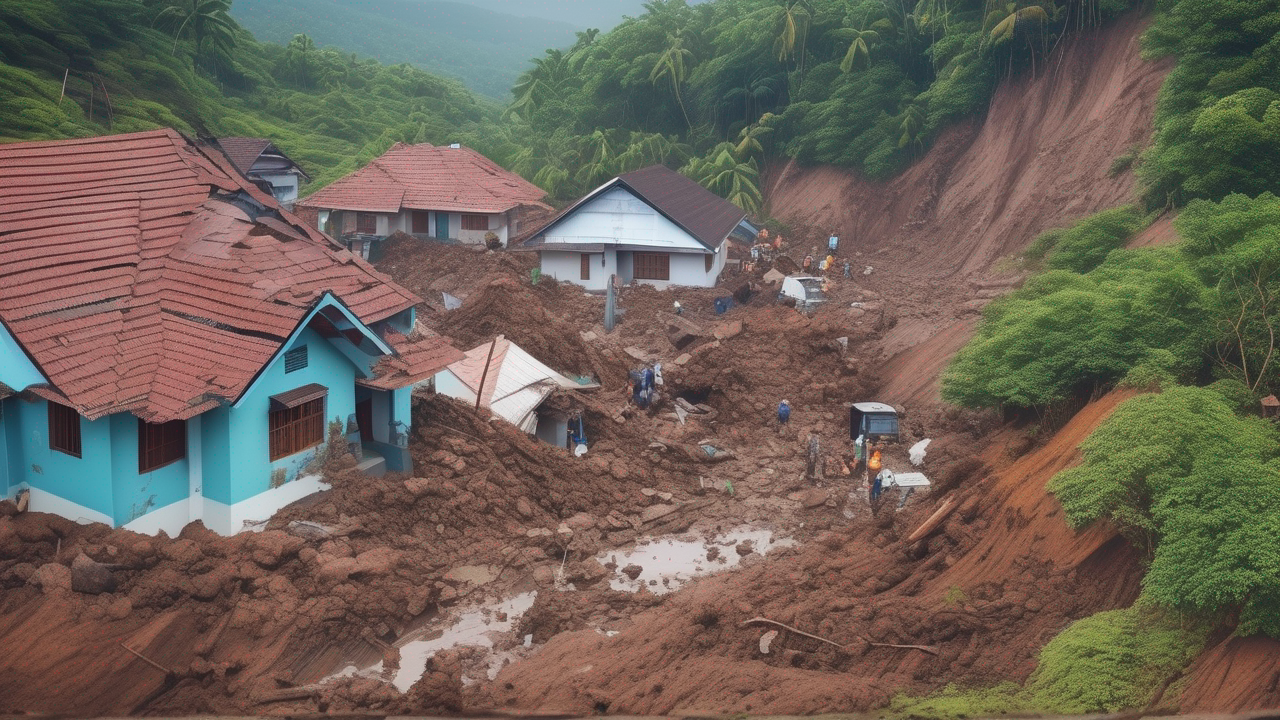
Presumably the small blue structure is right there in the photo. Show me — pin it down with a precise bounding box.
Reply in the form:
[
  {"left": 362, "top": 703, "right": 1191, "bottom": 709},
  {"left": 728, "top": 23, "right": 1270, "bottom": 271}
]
[{"left": 0, "top": 130, "right": 462, "bottom": 536}]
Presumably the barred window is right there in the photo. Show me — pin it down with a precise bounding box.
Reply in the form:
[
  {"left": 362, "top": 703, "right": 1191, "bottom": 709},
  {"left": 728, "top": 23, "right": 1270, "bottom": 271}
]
[
  {"left": 139, "top": 419, "right": 186, "bottom": 473},
  {"left": 461, "top": 214, "right": 488, "bottom": 231},
  {"left": 269, "top": 397, "right": 325, "bottom": 461},
  {"left": 355, "top": 212, "right": 377, "bottom": 234}
]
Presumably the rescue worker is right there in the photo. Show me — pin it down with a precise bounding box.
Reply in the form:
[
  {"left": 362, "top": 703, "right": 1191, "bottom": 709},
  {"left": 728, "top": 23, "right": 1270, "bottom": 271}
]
[
  {"left": 828, "top": 233, "right": 839, "bottom": 253},
  {"left": 777, "top": 399, "right": 791, "bottom": 425}
]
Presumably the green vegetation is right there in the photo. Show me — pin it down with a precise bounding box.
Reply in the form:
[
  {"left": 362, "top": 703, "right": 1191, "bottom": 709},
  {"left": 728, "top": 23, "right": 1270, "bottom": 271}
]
[
  {"left": 0, "top": 0, "right": 512, "bottom": 189},
  {"left": 942, "top": 247, "right": 1209, "bottom": 408},
  {"left": 1050, "top": 387, "right": 1280, "bottom": 637},
  {"left": 888, "top": 605, "right": 1206, "bottom": 718},
  {"left": 503, "top": 0, "right": 1141, "bottom": 208},
  {"left": 1138, "top": 0, "right": 1280, "bottom": 209}
]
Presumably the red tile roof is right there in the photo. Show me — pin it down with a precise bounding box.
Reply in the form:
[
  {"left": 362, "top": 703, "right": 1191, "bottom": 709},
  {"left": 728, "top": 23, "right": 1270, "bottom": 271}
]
[
  {"left": 359, "top": 323, "right": 464, "bottom": 391},
  {"left": 298, "top": 142, "right": 548, "bottom": 215},
  {"left": 0, "top": 128, "right": 458, "bottom": 422}
]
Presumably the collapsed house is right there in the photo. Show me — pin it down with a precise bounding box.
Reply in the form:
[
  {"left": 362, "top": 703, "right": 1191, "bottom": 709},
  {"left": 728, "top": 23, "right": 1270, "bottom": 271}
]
[
  {"left": 0, "top": 129, "right": 462, "bottom": 536},
  {"left": 216, "top": 136, "right": 311, "bottom": 207},
  {"left": 432, "top": 336, "right": 599, "bottom": 449}
]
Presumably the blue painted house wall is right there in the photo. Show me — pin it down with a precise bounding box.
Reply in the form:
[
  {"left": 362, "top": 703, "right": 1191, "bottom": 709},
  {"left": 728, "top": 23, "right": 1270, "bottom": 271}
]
[
  {"left": 219, "top": 327, "right": 357, "bottom": 505},
  {"left": 11, "top": 396, "right": 115, "bottom": 520},
  {"left": 0, "top": 321, "right": 44, "bottom": 393},
  {"left": 108, "top": 414, "right": 189, "bottom": 526},
  {"left": 2, "top": 296, "right": 421, "bottom": 534}
]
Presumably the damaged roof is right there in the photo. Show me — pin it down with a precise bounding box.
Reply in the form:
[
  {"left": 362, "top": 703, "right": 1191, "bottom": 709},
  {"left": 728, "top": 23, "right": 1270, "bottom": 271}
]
[
  {"left": 443, "top": 335, "right": 597, "bottom": 433},
  {"left": 0, "top": 128, "right": 458, "bottom": 422},
  {"left": 297, "top": 142, "right": 549, "bottom": 215},
  {"left": 217, "top": 137, "right": 311, "bottom": 181},
  {"left": 522, "top": 165, "right": 748, "bottom": 251}
]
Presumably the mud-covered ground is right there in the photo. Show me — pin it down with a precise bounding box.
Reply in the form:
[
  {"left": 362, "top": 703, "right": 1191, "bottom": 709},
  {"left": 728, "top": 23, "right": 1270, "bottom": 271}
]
[{"left": 3, "top": 10, "right": 1278, "bottom": 717}]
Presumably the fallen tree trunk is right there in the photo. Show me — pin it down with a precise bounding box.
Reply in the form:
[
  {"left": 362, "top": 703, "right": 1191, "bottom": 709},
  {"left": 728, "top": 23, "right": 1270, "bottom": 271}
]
[{"left": 907, "top": 496, "right": 959, "bottom": 543}]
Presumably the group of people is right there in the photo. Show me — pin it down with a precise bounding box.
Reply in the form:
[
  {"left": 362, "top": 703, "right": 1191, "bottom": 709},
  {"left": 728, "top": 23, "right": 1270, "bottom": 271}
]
[{"left": 801, "top": 233, "right": 851, "bottom": 279}]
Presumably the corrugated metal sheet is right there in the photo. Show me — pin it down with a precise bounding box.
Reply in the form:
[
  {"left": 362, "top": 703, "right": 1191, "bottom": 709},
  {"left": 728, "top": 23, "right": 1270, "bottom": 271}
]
[{"left": 442, "top": 336, "right": 597, "bottom": 430}]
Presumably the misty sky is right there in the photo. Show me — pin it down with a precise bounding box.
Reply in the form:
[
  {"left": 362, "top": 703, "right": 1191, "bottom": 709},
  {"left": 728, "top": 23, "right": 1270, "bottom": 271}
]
[{"left": 455, "top": 0, "right": 654, "bottom": 30}]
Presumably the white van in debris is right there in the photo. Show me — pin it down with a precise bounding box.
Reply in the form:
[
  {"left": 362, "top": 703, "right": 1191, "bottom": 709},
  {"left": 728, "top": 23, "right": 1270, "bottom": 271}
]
[{"left": 778, "top": 275, "right": 828, "bottom": 311}]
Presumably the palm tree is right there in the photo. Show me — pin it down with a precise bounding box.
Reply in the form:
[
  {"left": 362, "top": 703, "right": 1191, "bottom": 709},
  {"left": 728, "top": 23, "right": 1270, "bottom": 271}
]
[
  {"left": 507, "top": 49, "right": 572, "bottom": 121},
  {"left": 684, "top": 143, "right": 763, "bottom": 213},
  {"left": 575, "top": 130, "right": 616, "bottom": 187},
  {"left": 650, "top": 31, "right": 694, "bottom": 131},
  {"left": 734, "top": 114, "right": 775, "bottom": 160},
  {"left": 833, "top": 25, "right": 880, "bottom": 73},
  {"left": 153, "top": 0, "right": 237, "bottom": 56},
  {"left": 773, "top": 1, "right": 811, "bottom": 70},
  {"left": 722, "top": 71, "right": 782, "bottom": 124},
  {"left": 896, "top": 103, "right": 925, "bottom": 153}
]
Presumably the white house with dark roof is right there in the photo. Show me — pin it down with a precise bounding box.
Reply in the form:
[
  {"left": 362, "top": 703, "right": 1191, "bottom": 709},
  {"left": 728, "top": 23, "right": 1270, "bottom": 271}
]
[{"left": 518, "top": 165, "right": 751, "bottom": 290}]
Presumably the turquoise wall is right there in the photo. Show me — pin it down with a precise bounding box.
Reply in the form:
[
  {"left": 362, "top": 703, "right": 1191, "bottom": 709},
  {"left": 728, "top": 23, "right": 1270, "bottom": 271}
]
[
  {"left": 226, "top": 327, "right": 357, "bottom": 504},
  {"left": 0, "top": 321, "right": 44, "bottom": 392},
  {"left": 12, "top": 396, "right": 114, "bottom": 519},
  {"left": 393, "top": 386, "right": 411, "bottom": 428},
  {"left": 201, "top": 405, "right": 233, "bottom": 506},
  {"left": 108, "top": 414, "right": 188, "bottom": 526},
  {"left": 1, "top": 398, "right": 11, "bottom": 493}
]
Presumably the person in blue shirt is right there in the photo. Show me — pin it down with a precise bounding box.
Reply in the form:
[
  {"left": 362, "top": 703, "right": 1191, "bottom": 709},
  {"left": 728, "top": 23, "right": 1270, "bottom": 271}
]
[
  {"left": 777, "top": 400, "right": 791, "bottom": 425},
  {"left": 828, "top": 233, "right": 839, "bottom": 253}
]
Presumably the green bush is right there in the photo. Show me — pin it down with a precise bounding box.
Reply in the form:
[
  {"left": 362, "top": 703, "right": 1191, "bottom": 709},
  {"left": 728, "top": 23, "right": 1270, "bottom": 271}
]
[
  {"left": 889, "top": 604, "right": 1205, "bottom": 719},
  {"left": 1025, "top": 605, "right": 1206, "bottom": 713},
  {"left": 1045, "top": 206, "right": 1147, "bottom": 274},
  {"left": 1139, "top": 0, "right": 1280, "bottom": 207},
  {"left": 1049, "top": 387, "right": 1280, "bottom": 636},
  {"left": 942, "top": 248, "right": 1209, "bottom": 408}
]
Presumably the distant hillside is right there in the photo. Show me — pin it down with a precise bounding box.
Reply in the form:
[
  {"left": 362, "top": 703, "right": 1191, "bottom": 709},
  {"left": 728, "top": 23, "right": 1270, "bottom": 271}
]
[
  {"left": 231, "top": 0, "right": 580, "bottom": 98},
  {"left": 0, "top": 0, "right": 520, "bottom": 190}
]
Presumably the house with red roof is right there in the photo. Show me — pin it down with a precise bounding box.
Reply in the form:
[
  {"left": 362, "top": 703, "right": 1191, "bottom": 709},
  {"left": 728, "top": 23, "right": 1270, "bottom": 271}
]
[
  {"left": 296, "top": 142, "right": 549, "bottom": 255},
  {"left": 517, "top": 166, "right": 755, "bottom": 290},
  {"left": 0, "top": 129, "right": 462, "bottom": 536},
  {"left": 217, "top": 137, "right": 310, "bottom": 206}
]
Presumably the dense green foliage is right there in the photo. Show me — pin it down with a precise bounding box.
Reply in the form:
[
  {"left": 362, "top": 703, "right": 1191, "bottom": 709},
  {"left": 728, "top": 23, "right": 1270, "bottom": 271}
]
[
  {"left": 504, "top": 0, "right": 1139, "bottom": 206},
  {"left": 889, "top": 605, "right": 1205, "bottom": 717},
  {"left": 1138, "top": 0, "right": 1280, "bottom": 209},
  {"left": 1050, "top": 387, "right": 1280, "bottom": 637},
  {"left": 229, "top": 0, "right": 579, "bottom": 99},
  {"left": 942, "top": 247, "right": 1209, "bottom": 408},
  {"left": 944, "top": 192, "right": 1280, "bottom": 409},
  {"left": 0, "top": 0, "right": 512, "bottom": 188}
]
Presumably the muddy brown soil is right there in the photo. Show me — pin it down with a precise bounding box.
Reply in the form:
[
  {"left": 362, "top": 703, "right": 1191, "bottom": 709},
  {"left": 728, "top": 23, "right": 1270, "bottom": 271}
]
[{"left": 3, "top": 9, "right": 1270, "bottom": 718}]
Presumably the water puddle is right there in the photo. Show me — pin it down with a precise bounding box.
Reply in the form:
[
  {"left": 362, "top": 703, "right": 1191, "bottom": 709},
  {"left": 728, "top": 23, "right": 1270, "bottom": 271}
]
[
  {"left": 327, "top": 591, "right": 537, "bottom": 691},
  {"left": 599, "top": 527, "right": 795, "bottom": 595}
]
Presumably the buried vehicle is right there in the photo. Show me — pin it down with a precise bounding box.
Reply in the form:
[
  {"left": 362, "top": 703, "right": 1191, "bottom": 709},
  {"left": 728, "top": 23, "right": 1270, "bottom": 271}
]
[
  {"left": 778, "top": 275, "right": 828, "bottom": 311},
  {"left": 850, "top": 401, "right": 900, "bottom": 442}
]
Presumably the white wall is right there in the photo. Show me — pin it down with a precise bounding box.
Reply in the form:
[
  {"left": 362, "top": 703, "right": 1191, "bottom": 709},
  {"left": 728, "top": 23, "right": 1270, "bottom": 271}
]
[
  {"left": 544, "top": 186, "right": 707, "bottom": 251},
  {"left": 540, "top": 249, "right": 616, "bottom": 291}
]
